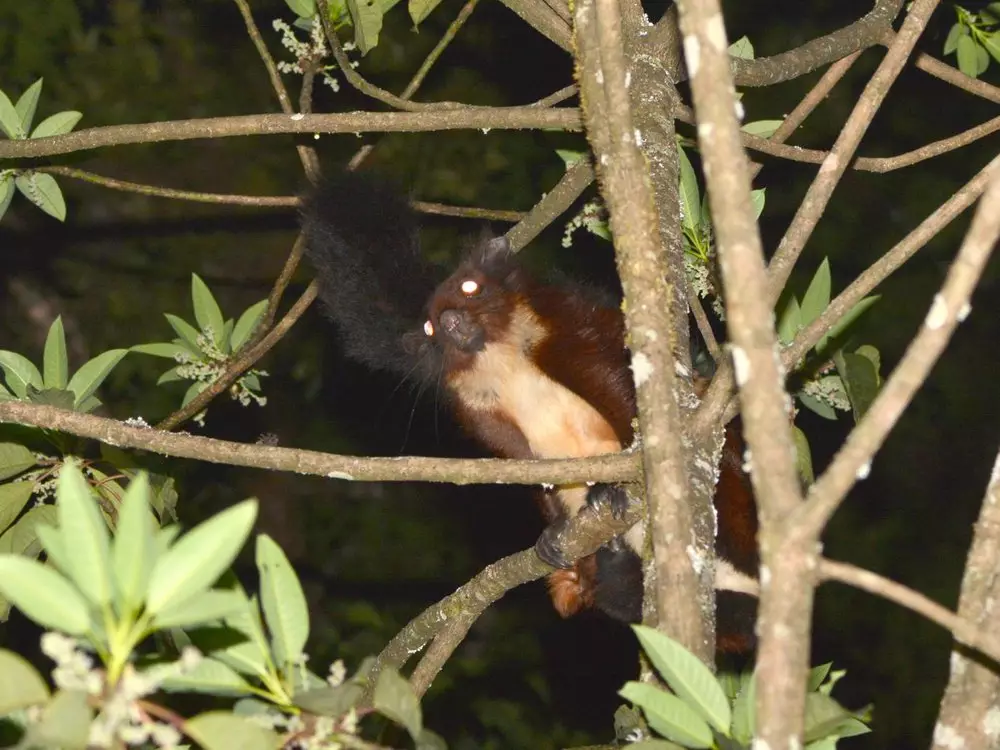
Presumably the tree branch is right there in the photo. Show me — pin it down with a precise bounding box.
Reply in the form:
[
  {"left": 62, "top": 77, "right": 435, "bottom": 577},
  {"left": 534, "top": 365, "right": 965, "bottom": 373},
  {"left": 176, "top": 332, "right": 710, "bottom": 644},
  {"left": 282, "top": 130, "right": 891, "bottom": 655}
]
[
  {"left": 795, "top": 159, "right": 1000, "bottom": 538},
  {"left": 505, "top": 160, "right": 595, "bottom": 252},
  {"left": 0, "top": 109, "right": 582, "bottom": 160},
  {"left": 0, "top": 401, "right": 640, "bottom": 485}
]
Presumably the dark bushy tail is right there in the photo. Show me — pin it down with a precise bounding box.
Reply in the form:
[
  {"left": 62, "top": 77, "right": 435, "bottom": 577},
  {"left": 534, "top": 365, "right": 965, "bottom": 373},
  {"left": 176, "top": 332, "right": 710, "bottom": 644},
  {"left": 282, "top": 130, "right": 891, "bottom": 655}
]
[{"left": 300, "top": 172, "right": 440, "bottom": 382}]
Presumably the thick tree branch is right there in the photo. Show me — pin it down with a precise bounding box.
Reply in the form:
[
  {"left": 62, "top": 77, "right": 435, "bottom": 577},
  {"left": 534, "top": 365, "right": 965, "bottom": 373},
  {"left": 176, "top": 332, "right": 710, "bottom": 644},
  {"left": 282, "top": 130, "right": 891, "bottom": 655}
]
[
  {"left": 0, "top": 109, "right": 581, "bottom": 159},
  {"left": 933, "top": 449, "right": 1000, "bottom": 750},
  {"left": 0, "top": 401, "right": 640, "bottom": 485}
]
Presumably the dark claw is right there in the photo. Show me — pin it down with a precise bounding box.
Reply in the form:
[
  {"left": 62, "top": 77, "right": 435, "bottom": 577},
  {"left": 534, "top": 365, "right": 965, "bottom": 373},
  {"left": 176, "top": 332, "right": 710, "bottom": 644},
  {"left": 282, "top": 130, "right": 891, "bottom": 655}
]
[
  {"left": 535, "top": 518, "right": 574, "bottom": 569},
  {"left": 586, "top": 484, "right": 630, "bottom": 520}
]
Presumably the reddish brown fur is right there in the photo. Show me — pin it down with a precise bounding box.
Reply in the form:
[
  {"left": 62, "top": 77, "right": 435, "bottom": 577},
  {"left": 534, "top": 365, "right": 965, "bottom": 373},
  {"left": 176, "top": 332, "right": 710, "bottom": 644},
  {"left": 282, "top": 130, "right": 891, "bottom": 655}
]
[{"left": 425, "top": 244, "right": 757, "bottom": 651}]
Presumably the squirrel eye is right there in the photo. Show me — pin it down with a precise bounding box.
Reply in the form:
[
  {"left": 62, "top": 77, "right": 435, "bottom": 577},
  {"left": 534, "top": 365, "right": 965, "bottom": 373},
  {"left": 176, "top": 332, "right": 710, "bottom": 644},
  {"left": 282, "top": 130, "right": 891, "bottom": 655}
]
[
  {"left": 460, "top": 279, "right": 480, "bottom": 296},
  {"left": 423, "top": 320, "right": 434, "bottom": 337}
]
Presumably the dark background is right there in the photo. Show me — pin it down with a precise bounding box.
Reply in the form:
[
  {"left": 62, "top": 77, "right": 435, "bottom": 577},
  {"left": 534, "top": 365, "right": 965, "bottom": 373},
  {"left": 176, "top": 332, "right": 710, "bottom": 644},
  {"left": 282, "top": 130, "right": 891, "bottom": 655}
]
[{"left": 0, "top": 0, "right": 998, "bottom": 747}]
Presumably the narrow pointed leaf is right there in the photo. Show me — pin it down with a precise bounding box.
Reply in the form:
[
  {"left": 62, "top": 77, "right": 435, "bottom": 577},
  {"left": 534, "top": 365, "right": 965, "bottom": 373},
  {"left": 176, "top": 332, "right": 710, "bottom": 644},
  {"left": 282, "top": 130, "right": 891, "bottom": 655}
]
[
  {"left": 0, "top": 174, "right": 15, "bottom": 222},
  {"left": 742, "top": 120, "right": 783, "bottom": 138},
  {"left": 347, "top": 0, "right": 384, "bottom": 52},
  {"left": 677, "top": 145, "right": 701, "bottom": 236},
  {"left": 776, "top": 296, "right": 801, "bottom": 345},
  {"left": 131, "top": 342, "right": 190, "bottom": 359},
  {"left": 800, "top": 258, "right": 831, "bottom": 326},
  {"left": 181, "top": 380, "right": 208, "bottom": 409},
  {"left": 792, "top": 426, "right": 815, "bottom": 484},
  {"left": 943, "top": 23, "right": 968, "bottom": 55},
  {"left": 231, "top": 300, "right": 268, "bottom": 351},
  {"left": 619, "top": 682, "right": 713, "bottom": 748},
  {"left": 215, "top": 593, "right": 272, "bottom": 678},
  {"left": 185, "top": 711, "right": 279, "bottom": 750},
  {"left": 113, "top": 473, "right": 156, "bottom": 614},
  {"left": 14, "top": 79, "right": 43, "bottom": 133},
  {"left": 0, "top": 556, "right": 90, "bottom": 634},
  {"left": 0, "top": 88, "right": 25, "bottom": 138},
  {"left": 257, "top": 534, "right": 309, "bottom": 667},
  {"left": 145, "top": 500, "right": 257, "bottom": 615},
  {"left": 409, "top": 0, "right": 443, "bottom": 25},
  {"left": 156, "top": 366, "right": 185, "bottom": 386},
  {"left": 15, "top": 172, "right": 66, "bottom": 221},
  {"left": 191, "top": 275, "right": 226, "bottom": 346},
  {"left": 0, "top": 351, "right": 43, "bottom": 397},
  {"left": 798, "top": 391, "right": 838, "bottom": 420},
  {"left": 152, "top": 589, "right": 245, "bottom": 629},
  {"left": 42, "top": 316, "right": 69, "bottom": 389},
  {"left": 3, "top": 505, "right": 56, "bottom": 560},
  {"left": 838, "top": 352, "right": 880, "bottom": 422},
  {"left": 0, "top": 649, "right": 50, "bottom": 712},
  {"left": 30, "top": 111, "right": 82, "bottom": 139},
  {"left": 161, "top": 657, "right": 255, "bottom": 697},
  {"left": 0, "top": 481, "right": 35, "bottom": 533},
  {"left": 957, "top": 34, "right": 980, "bottom": 76},
  {"left": 632, "top": 625, "right": 731, "bottom": 734},
  {"left": 373, "top": 667, "right": 423, "bottom": 739},
  {"left": 56, "top": 464, "right": 113, "bottom": 606},
  {"left": 165, "top": 313, "right": 203, "bottom": 350},
  {"left": 750, "top": 187, "right": 766, "bottom": 219},
  {"left": 67, "top": 349, "right": 127, "bottom": 407},
  {"left": 37, "top": 522, "right": 72, "bottom": 572},
  {"left": 816, "top": 295, "right": 880, "bottom": 354},
  {"left": 731, "top": 673, "right": 756, "bottom": 743},
  {"left": 803, "top": 692, "right": 854, "bottom": 743},
  {"left": 0, "top": 443, "right": 37, "bottom": 481}
]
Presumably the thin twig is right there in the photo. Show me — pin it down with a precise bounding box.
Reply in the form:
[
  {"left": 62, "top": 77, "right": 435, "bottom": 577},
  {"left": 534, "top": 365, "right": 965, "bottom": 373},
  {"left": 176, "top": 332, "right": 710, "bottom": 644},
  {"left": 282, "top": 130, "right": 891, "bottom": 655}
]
[
  {"left": 687, "top": 285, "right": 720, "bottom": 362},
  {"left": 506, "top": 160, "right": 595, "bottom": 251}
]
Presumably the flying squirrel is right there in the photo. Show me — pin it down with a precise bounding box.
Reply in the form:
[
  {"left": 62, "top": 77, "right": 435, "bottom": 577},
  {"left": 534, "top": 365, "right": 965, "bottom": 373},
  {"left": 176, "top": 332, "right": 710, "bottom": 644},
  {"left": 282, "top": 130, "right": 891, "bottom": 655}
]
[{"left": 300, "top": 171, "right": 758, "bottom": 652}]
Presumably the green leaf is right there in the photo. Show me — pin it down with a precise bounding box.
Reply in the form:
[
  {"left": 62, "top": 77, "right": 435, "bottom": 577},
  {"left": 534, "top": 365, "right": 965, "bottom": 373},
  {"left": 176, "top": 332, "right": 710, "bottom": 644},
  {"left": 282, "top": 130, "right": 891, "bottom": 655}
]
[
  {"left": 0, "top": 88, "right": 26, "bottom": 138},
  {"left": 157, "top": 524, "right": 181, "bottom": 555},
  {"left": 347, "top": 0, "right": 382, "bottom": 55},
  {"left": 943, "top": 23, "right": 968, "bottom": 55},
  {"left": 750, "top": 188, "right": 766, "bottom": 219},
  {"left": 619, "top": 681, "right": 713, "bottom": 748},
  {"left": 373, "top": 667, "right": 423, "bottom": 739},
  {"left": 792, "top": 426, "right": 814, "bottom": 485},
  {"left": 854, "top": 344, "right": 881, "bottom": 378},
  {"left": 0, "top": 351, "right": 43, "bottom": 397},
  {"left": 37, "top": 522, "right": 72, "bottom": 572},
  {"left": 77, "top": 395, "right": 102, "bottom": 413},
  {"left": 162, "top": 657, "right": 256, "bottom": 697},
  {"left": 0, "top": 443, "right": 37, "bottom": 482},
  {"left": 33, "top": 689, "right": 93, "bottom": 750},
  {"left": 816, "top": 295, "right": 880, "bottom": 355},
  {"left": 632, "top": 625, "right": 730, "bottom": 734},
  {"left": 982, "top": 31, "right": 1000, "bottom": 63},
  {"left": 625, "top": 742, "right": 685, "bottom": 750},
  {"left": 0, "top": 173, "right": 15, "bottom": 223},
  {"left": 837, "top": 352, "right": 880, "bottom": 422},
  {"left": 112, "top": 473, "right": 156, "bottom": 615},
  {"left": 257, "top": 534, "right": 309, "bottom": 668},
  {"left": 295, "top": 682, "right": 365, "bottom": 717},
  {"left": 728, "top": 36, "right": 754, "bottom": 59},
  {"left": 165, "top": 313, "right": 204, "bottom": 351},
  {"left": 957, "top": 34, "right": 983, "bottom": 76},
  {"left": 153, "top": 589, "right": 245, "bottom": 629},
  {"left": 409, "top": 0, "right": 442, "bottom": 25},
  {"left": 347, "top": 0, "right": 384, "bottom": 53},
  {"left": 191, "top": 274, "right": 226, "bottom": 345},
  {"left": 145, "top": 499, "right": 258, "bottom": 615},
  {"left": 56, "top": 463, "right": 113, "bottom": 606},
  {"left": 185, "top": 711, "right": 279, "bottom": 750},
  {"left": 67, "top": 349, "right": 128, "bottom": 408},
  {"left": 800, "top": 258, "right": 831, "bottom": 327},
  {"left": 741, "top": 120, "right": 783, "bottom": 138},
  {"left": 181, "top": 380, "right": 209, "bottom": 409},
  {"left": 14, "top": 79, "right": 43, "bottom": 134},
  {"left": 15, "top": 172, "right": 66, "bottom": 221},
  {"left": 3, "top": 505, "right": 56, "bottom": 560},
  {"left": 776, "top": 296, "right": 801, "bottom": 345},
  {"left": 677, "top": 145, "right": 701, "bottom": 237},
  {"left": 131, "top": 341, "right": 190, "bottom": 359},
  {"left": 0, "top": 649, "right": 50, "bottom": 712},
  {"left": 284, "top": 0, "right": 316, "bottom": 17},
  {"left": 986, "top": 2, "right": 1000, "bottom": 23},
  {"left": 0, "top": 556, "right": 91, "bottom": 634},
  {"left": 803, "top": 692, "right": 854, "bottom": 743},
  {"left": 730, "top": 673, "right": 755, "bottom": 744},
  {"left": 231, "top": 300, "right": 268, "bottom": 352},
  {"left": 30, "top": 111, "right": 82, "bottom": 139},
  {"left": 555, "top": 149, "right": 586, "bottom": 168},
  {"left": 0, "top": 481, "right": 35, "bottom": 534},
  {"left": 156, "top": 366, "right": 186, "bottom": 386},
  {"left": 214, "top": 594, "right": 272, "bottom": 679},
  {"left": 798, "top": 391, "right": 838, "bottom": 420},
  {"left": 42, "top": 316, "right": 69, "bottom": 389},
  {"left": 808, "top": 662, "right": 833, "bottom": 692}
]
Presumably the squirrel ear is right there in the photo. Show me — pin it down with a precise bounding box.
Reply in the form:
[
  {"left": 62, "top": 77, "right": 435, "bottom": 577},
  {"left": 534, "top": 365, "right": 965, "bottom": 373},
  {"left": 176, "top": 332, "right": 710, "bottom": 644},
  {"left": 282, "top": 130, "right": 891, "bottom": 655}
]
[{"left": 479, "top": 235, "right": 512, "bottom": 271}]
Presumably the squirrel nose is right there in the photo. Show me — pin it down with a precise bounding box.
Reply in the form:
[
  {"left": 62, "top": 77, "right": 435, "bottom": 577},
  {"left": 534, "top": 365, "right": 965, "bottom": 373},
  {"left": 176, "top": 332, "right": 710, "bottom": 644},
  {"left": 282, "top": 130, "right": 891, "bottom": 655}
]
[{"left": 440, "top": 310, "right": 461, "bottom": 332}]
